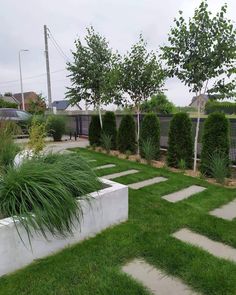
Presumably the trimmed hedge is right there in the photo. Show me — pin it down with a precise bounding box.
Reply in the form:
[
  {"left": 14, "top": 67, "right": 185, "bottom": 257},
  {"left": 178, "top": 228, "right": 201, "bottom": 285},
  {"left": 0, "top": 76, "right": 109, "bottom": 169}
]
[
  {"left": 102, "top": 111, "right": 117, "bottom": 149},
  {"left": 89, "top": 115, "right": 101, "bottom": 146},
  {"left": 200, "top": 112, "right": 230, "bottom": 176},
  {"left": 47, "top": 115, "right": 66, "bottom": 142},
  {"left": 167, "top": 112, "right": 193, "bottom": 168},
  {"left": 140, "top": 113, "right": 160, "bottom": 159},
  {"left": 117, "top": 114, "right": 136, "bottom": 153},
  {"left": 205, "top": 100, "right": 236, "bottom": 115}
]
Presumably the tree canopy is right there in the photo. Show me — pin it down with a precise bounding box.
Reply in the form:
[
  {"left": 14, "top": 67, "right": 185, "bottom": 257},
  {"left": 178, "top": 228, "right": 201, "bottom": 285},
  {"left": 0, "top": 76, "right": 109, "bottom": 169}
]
[{"left": 140, "top": 93, "right": 175, "bottom": 114}]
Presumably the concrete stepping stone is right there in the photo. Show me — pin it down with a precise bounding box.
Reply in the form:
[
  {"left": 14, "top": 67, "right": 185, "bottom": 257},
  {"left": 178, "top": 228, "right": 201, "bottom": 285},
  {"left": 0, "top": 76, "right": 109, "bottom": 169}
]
[
  {"left": 162, "top": 185, "right": 206, "bottom": 203},
  {"left": 172, "top": 228, "right": 236, "bottom": 263},
  {"left": 103, "top": 169, "right": 139, "bottom": 180},
  {"left": 210, "top": 199, "right": 236, "bottom": 221},
  {"left": 122, "top": 259, "right": 198, "bottom": 295},
  {"left": 94, "top": 164, "right": 116, "bottom": 170},
  {"left": 128, "top": 177, "right": 167, "bottom": 189}
]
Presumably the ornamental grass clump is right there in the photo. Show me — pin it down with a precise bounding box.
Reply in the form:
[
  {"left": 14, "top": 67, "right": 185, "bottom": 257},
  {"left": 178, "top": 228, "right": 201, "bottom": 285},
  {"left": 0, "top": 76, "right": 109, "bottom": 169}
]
[
  {"left": 101, "top": 133, "right": 112, "bottom": 154},
  {"left": 208, "top": 151, "right": 228, "bottom": 184},
  {"left": 141, "top": 138, "right": 156, "bottom": 164},
  {"left": 0, "top": 154, "right": 102, "bottom": 241}
]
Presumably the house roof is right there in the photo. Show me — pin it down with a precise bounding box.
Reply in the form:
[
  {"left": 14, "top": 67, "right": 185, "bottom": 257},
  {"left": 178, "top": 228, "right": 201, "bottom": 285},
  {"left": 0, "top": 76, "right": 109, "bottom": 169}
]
[
  {"left": 13, "top": 91, "right": 38, "bottom": 104},
  {"left": 52, "top": 100, "right": 81, "bottom": 110}
]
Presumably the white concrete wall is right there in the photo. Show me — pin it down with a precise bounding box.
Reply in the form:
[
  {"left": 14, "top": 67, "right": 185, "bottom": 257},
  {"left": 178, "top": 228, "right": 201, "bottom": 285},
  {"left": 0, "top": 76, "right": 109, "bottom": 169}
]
[{"left": 0, "top": 179, "right": 128, "bottom": 277}]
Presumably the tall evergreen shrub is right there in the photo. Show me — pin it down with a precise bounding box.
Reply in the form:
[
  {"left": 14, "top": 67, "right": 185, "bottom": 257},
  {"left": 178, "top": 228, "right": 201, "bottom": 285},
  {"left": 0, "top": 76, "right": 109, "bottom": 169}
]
[
  {"left": 117, "top": 115, "right": 136, "bottom": 153},
  {"left": 200, "top": 112, "right": 230, "bottom": 176},
  {"left": 167, "top": 112, "right": 193, "bottom": 168},
  {"left": 102, "top": 111, "right": 117, "bottom": 149},
  {"left": 140, "top": 113, "right": 160, "bottom": 159},
  {"left": 89, "top": 115, "right": 101, "bottom": 146}
]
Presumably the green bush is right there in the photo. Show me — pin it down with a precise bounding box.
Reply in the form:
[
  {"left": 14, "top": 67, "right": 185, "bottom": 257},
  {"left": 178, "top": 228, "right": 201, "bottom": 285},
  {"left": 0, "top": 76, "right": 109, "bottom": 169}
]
[
  {"left": 167, "top": 112, "right": 193, "bottom": 168},
  {"left": 0, "top": 99, "right": 18, "bottom": 109},
  {"left": 89, "top": 115, "right": 101, "bottom": 146},
  {"left": 140, "top": 113, "right": 160, "bottom": 159},
  {"left": 0, "top": 121, "right": 20, "bottom": 172},
  {"left": 102, "top": 111, "right": 117, "bottom": 149},
  {"left": 200, "top": 112, "right": 230, "bottom": 176},
  {"left": 205, "top": 100, "right": 236, "bottom": 115},
  {"left": 47, "top": 115, "right": 66, "bottom": 141},
  {"left": 0, "top": 154, "right": 102, "bottom": 241},
  {"left": 117, "top": 115, "right": 136, "bottom": 153}
]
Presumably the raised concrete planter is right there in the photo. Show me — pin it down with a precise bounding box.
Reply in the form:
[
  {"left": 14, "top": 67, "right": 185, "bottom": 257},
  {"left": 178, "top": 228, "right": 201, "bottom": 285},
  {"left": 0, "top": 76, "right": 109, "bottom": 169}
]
[{"left": 0, "top": 178, "right": 128, "bottom": 277}]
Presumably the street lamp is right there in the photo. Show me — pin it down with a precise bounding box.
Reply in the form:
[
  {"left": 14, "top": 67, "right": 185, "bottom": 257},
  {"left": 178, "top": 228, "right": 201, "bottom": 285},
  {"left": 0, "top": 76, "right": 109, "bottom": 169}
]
[{"left": 18, "top": 49, "right": 29, "bottom": 111}]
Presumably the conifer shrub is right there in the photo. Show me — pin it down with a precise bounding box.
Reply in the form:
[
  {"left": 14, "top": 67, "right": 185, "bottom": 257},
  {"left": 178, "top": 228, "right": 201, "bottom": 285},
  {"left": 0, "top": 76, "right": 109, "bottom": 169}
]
[
  {"left": 167, "top": 112, "right": 193, "bottom": 168},
  {"left": 88, "top": 115, "right": 101, "bottom": 146},
  {"left": 140, "top": 113, "right": 160, "bottom": 159},
  {"left": 200, "top": 112, "right": 230, "bottom": 176},
  {"left": 102, "top": 111, "right": 117, "bottom": 149},
  {"left": 117, "top": 114, "right": 136, "bottom": 153}
]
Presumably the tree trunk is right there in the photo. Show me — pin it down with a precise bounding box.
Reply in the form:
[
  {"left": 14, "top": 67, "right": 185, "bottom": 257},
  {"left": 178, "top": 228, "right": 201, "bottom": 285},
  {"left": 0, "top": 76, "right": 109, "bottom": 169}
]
[
  {"left": 98, "top": 100, "right": 103, "bottom": 129},
  {"left": 137, "top": 104, "right": 140, "bottom": 154},
  {"left": 193, "top": 95, "right": 201, "bottom": 172}
]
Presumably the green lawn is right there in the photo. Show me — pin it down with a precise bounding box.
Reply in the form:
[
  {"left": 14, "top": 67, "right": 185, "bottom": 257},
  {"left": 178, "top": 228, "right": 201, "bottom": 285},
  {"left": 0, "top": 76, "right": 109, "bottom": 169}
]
[{"left": 0, "top": 148, "right": 236, "bottom": 295}]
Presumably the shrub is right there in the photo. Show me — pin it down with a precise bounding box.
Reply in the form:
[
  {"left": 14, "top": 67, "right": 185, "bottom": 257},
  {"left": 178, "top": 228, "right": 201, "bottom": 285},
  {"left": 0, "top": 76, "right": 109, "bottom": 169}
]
[
  {"left": 140, "top": 113, "right": 160, "bottom": 159},
  {"left": 47, "top": 115, "right": 66, "bottom": 141},
  {"left": 208, "top": 151, "right": 228, "bottom": 184},
  {"left": 200, "top": 112, "right": 230, "bottom": 176},
  {"left": 167, "top": 112, "right": 193, "bottom": 168},
  {"left": 102, "top": 111, "right": 117, "bottom": 149},
  {"left": 205, "top": 100, "right": 236, "bottom": 115},
  {"left": 89, "top": 115, "right": 101, "bottom": 146},
  {"left": 178, "top": 159, "right": 186, "bottom": 171},
  {"left": 0, "top": 121, "right": 20, "bottom": 171},
  {"left": 28, "top": 116, "right": 47, "bottom": 153},
  {"left": 0, "top": 154, "right": 102, "bottom": 241},
  {"left": 117, "top": 115, "right": 136, "bottom": 153},
  {"left": 141, "top": 138, "right": 156, "bottom": 164},
  {"left": 0, "top": 99, "right": 18, "bottom": 109},
  {"left": 101, "top": 133, "right": 112, "bottom": 153}
]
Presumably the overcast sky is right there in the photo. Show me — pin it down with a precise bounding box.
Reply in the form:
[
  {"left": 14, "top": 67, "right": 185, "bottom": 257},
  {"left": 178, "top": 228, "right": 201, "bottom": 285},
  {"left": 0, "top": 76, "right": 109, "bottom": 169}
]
[{"left": 0, "top": 0, "right": 235, "bottom": 109}]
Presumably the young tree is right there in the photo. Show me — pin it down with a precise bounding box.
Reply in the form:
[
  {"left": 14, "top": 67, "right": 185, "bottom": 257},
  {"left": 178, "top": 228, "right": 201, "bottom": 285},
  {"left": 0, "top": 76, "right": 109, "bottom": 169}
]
[
  {"left": 120, "top": 36, "right": 165, "bottom": 152},
  {"left": 67, "top": 27, "right": 121, "bottom": 128},
  {"left": 161, "top": 0, "right": 236, "bottom": 171},
  {"left": 140, "top": 93, "right": 175, "bottom": 114}
]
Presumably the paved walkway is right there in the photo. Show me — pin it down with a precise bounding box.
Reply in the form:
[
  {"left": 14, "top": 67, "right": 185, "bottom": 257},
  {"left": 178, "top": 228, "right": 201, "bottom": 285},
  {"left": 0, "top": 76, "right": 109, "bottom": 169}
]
[
  {"left": 103, "top": 170, "right": 139, "bottom": 180},
  {"left": 128, "top": 177, "right": 167, "bottom": 189},
  {"left": 162, "top": 185, "right": 206, "bottom": 203},
  {"left": 122, "top": 259, "right": 199, "bottom": 295},
  {"left": 172, "top": 228, "right": 236, "bottom": 263},
  {"left": 210, "top": 199, "right": 236, "bottom": 221}
]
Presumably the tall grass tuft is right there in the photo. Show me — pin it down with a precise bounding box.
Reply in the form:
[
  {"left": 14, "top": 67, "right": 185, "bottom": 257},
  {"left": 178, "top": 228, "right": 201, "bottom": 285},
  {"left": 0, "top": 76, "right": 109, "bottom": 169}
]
[
  {"left": 141, "top": 138, "right": 156, "bottom": 164},
  {"left": 0, "top": 154, "right": 102, "bottom": 242},
  {"left": 0, "top": 121, "right": 20, "bottom": 172},
  {"left": 208, "top": 151, "right": 229, "bottom": 184},
  {"left": 101, "top": 133, "right": 112, "bottom": 153}
]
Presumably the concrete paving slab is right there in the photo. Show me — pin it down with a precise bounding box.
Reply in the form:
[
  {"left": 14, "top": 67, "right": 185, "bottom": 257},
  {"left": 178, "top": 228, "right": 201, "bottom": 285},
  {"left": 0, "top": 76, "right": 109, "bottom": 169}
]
[
  {"left": 162, "top": 185, "right": 206, "bottom": 203},
  {"left": 103, "top": 169, "right": 139, "bottom": 180},
  {"left": 122, "top": 259, "right": 199, "bottom": 295},
  {"left": 94, "top": 164, "right": 116, "bottom": 170},
  {"left": 172, "top": 228, "right": 236, "bottom": 263},
  {"left": 210, "top": 199, "right": 236, "bottom": 221},
  {"left": 128, "top": 177, "right": 167, "bottom": 189}
]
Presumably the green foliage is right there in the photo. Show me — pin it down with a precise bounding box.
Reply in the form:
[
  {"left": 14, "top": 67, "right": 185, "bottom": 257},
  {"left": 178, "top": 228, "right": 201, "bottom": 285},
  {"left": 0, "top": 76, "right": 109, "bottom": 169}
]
[
  {"left": 140, "top": 113, "right": 160, "bottom": 159},
  {"left": 167, "top": 112, "right": 193, "bottom": 168},
  {"left": 161, "top": 1, "right": 236, "bottom": 98},
  {"left": 117, "top": 115, "right": 136, "bottom": 153},
  {"left": 0, "top": 99, "right": 18, "bottom": 109},
  {"left": 141, "top": 138, "right": 156, "bottom": 164},
  {"left": 101, "top": 133, "right": 112, "bottom": 153},
  {"left": 28, "top": 116, "right": 47, "bottom": 153},
  {"left": 67, "top": 27, "right": 121, "bottom": 127},
  {"left": 89, "top": 115, "right": 101, "bottom": 146},
  {"left": 178, "top": 159, "right": 186, "bottom": 171},
  {"left": 102, "top": 111, "right": 117, "bottom": 149},
  {"left": 205, "top": 100, "right": 236, "bottom": 115},
  {"left": 0, "top": 121, "right": 20, "bottom": 171},
  {"left": 200, "top": 112, "right": 230, "bottom": 176},
  {"left": 27, "top": 93, "right": 46, "bottom": 115},
  {"left": 140, "top": 93, "right": 175, "bottom": 114},
  {"left": 0, "top": 154, "right": 101, "bottom": 241},
  {"left": 175, "top": 106, "right": 197, "bottom": 113},
  {"left": 208, "top": 151, "right": 228, "bottom": 184},
  {"left": 47, "top": 115, "right": 66, "bottom": 141}
]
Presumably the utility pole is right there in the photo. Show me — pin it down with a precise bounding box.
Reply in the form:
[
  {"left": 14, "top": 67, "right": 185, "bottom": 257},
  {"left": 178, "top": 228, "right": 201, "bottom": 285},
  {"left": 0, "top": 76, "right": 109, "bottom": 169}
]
[
  {"left": 18, "top": 49, "right": 29, "bottom": 111},
  {"left": 44, "top": 25, "right": 52, "bottom": 110}
]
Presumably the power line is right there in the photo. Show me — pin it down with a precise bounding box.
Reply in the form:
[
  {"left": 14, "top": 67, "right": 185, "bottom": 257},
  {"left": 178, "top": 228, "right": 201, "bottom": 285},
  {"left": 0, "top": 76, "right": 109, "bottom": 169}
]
[{"left": 0, "top": 69, "right": 67, "bottom": 86}]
